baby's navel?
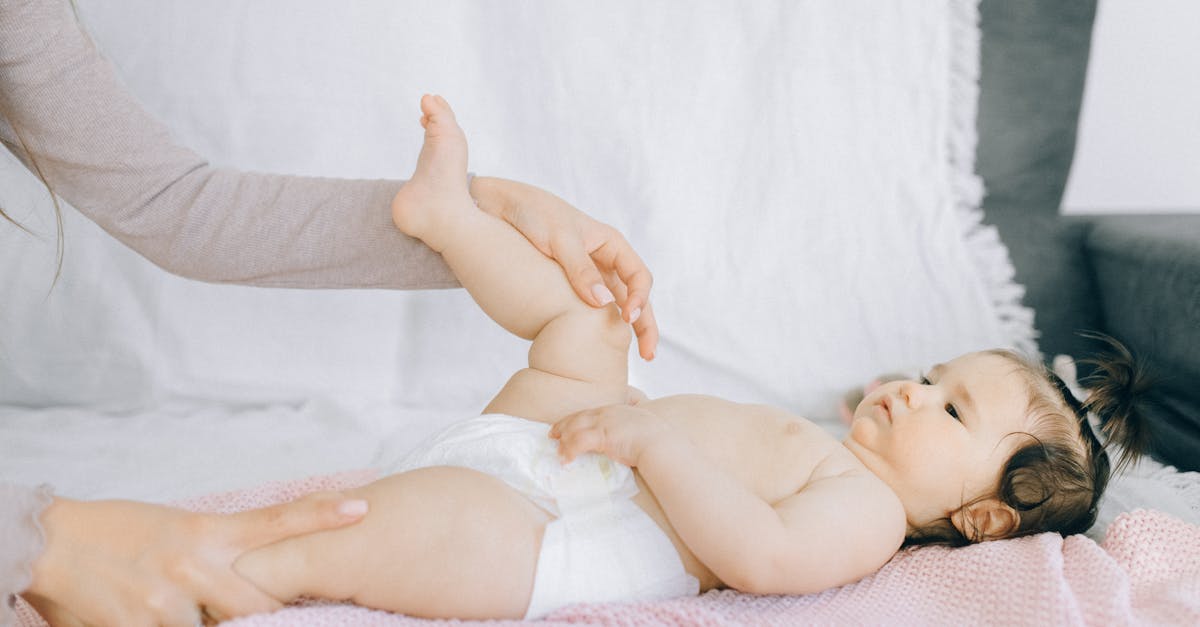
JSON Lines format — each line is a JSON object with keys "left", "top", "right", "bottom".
{"left": 785, "top": 421, "right": 802, "bottom": 435}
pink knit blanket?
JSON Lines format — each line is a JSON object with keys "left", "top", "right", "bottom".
{"left": 17, "top": 470, "right": 1200, "bottom": 626}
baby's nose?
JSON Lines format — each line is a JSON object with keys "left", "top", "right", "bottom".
{"left": 898, "top": 380, "right": 925, "bottom": 409}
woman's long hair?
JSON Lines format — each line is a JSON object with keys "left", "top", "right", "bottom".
{"left": 1, "top": 1, "right": 82, "bottom": 284}
{"left": 2, "top": 96, "right": 67, "bottom": 285}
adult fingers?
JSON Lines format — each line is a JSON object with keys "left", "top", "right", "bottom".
{"left": 550, "top": 232, "right": 614, "bottom": 308}
{"left": 131, "top": 580, "right": 203, "bottom": 627}
{"left": 503, "top": 205, "right": 557, "bottom": 259}
{"left": 590, "top": 233, "right": 655, "bottom": 337}
{"left": 194, "top": 573, "right": 282, "bottom": 623}
{"left": 631, "top": 300, "right": 659, "bottom": 361}
{"left": 153, "top": 597, "right": 206, "bottom": 627}
{"left": 595, "top": 267, "right": 656, "bottom": 361}
{"left": 224, "top": 492, "right": 368, "bottom": 551}
{"left": 133, "top": 548, "right": 267, "bottom": 625}
{"left": 592, "top": 246, "right": 658, "bottom": 360}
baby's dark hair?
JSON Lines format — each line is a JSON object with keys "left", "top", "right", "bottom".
{"left": 905, "top": 333, "right": 1152, "bottom": 547}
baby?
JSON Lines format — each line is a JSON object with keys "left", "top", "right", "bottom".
{"left": 232, "top": 95, "right": 1148, "bottom": 620}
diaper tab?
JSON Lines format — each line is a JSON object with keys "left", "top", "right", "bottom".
{"left": 526, "top": 451, "right": 700, "bottom": 619}
{"left": 548, "top": 454, "right": 628, "bottom": 517}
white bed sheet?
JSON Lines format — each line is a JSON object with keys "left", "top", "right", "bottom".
{"left": 0, "top": 400, "right": 458, "bottom": 504}
{"left": 1, "top": 398, "right": 1197, "bottom": 544}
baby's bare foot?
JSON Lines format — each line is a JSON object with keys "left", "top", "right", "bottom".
{"left": 391, "top": 94, "right": 473, "bottom": 249}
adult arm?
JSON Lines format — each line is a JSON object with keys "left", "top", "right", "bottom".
{"left": 0, "top": 1, "right": 661, "bottom": 357}
{"left": 0, "top": 0, "right": 454, "bottom": 289}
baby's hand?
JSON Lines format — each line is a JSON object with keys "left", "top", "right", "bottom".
{"left": 549, "top": 404, "right": 669, "bottom": 467}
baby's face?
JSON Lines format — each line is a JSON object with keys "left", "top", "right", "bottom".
{"left": 844, "top": 352, "right": 1032, "bottom": 529}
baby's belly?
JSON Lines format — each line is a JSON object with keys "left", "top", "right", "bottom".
{"left": 631, "top": 473, "right": 722, "bottom": 591}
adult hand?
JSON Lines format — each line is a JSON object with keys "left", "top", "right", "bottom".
{"left": 470, "top": 176, "right": 659, "bottom": 361}
{"left": 23, "top": 492, "right": 369, "bottom": 626}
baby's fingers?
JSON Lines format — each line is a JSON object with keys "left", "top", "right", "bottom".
{"left": 554, "top": 427, "right": 605, "bottom": 463}
{"left": 195, "top": 573, "right": 282, "bottom": 624}
{"left": 549, "top": 410, "right": 597, "bottom": 438}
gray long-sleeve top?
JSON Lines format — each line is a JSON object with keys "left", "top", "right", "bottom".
{"left": 2, "top": 0, "right": 460, "bottom": 616}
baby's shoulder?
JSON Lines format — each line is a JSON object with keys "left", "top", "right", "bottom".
{"left": 765, "top": 449, "right": 906, "bottom": 592}
{"left": 806, "top": 447, "right": 907, "bottom": 538}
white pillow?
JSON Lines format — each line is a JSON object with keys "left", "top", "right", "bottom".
{"left": 0, "top": 0, "right": 1034, "bottom": 423}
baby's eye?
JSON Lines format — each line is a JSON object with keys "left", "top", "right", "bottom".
{"left": 919, "top": 374, "right": 959, "bottom": 420}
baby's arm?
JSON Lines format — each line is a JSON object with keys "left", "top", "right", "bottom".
{"left": 553, "top": 405, "right": 906, "bottom": 594}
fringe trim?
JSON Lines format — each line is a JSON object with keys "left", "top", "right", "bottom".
{"left": 947, "top": 0, "right": 1040, "bottom": 358}
{"left": 1148, "top": 466, "right": 1200, "bottom": 518}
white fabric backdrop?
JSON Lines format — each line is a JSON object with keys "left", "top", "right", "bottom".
{"left": 0, "top": 1, "right": 1038, "bottom": 498}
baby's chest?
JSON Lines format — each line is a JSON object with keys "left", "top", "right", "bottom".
{"left": 686, "top": 415, "right": 843, "bottom": 504}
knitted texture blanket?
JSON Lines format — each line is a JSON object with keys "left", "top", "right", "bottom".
{"left": 15, "top": 469, "right": 1200, "bottom": 626}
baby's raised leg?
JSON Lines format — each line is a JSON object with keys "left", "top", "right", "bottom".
{"left": 392, "top": 95, "right": 630, "bottom": 417}
{"left": 390, "top": 96, "right": 609, "bottom": 343}
{"left": 233, "top": 466, "right": 552, "bottom": 619}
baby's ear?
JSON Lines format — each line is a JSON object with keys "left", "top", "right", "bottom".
{"left": 951, "top": 499, "right": 1019, "bottom": 542}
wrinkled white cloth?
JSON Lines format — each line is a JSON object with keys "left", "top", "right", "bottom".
{"left": 5, "top": 0, "right": 1032, "bottom": 415}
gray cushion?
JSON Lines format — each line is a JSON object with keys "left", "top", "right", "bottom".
{"left": 977, "top": 0, "right": 1097, "bottom": 213}
{"left": 976, "top": 0, "right": 1103, "bottom": 361}
{"left": 976, "top": 2, "right": 1199, "bottom": 469}
{"left": 1086, "top": 216, "right": 1200, "bottom": 471}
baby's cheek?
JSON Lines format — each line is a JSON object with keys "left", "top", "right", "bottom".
{"left": 900, "top": 442, "right": 966, "bottom": 496}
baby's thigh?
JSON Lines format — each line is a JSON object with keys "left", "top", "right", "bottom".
{"left": 235, "top": 466, "right": 553, "bottom": 620}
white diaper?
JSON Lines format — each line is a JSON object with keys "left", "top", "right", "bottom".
{"left": 394, "top": 413, "right": 700, "bottom": 619}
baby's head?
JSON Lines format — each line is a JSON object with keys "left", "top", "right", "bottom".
{"left": 844, "top": 335, "right": 1148, "bottom": 546}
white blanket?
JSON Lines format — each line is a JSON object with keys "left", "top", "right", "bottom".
{"left": 3, "top": 2, "right": 1040, "bottom": 500}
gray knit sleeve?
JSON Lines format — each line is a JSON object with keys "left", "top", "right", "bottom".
{"left": 0, "top": 482, "right": 52, "bottom": 625}
{"left": 0, "top": 0, "right": 458, "bottom": 289}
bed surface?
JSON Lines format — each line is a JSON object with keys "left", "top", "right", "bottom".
{"left": 2, "top": 398, "right": 1196, "bottom": 544}
{"left": 9, "top": 421, "right": 1199, "bottom": 626}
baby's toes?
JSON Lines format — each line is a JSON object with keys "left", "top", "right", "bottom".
{"left": 422, "top": 96, "right": 464, "bottom": 134}
{"left": 421, "top": 95, "right": 449, "bottom": 121}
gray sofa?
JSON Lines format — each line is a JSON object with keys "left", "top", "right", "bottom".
{"left": 978, "top": 0, "right": 1200, "bottom": 471}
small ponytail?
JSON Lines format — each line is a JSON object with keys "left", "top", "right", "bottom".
{"left": 1076, "top": 332, "right": 1153, "bottom": 473}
